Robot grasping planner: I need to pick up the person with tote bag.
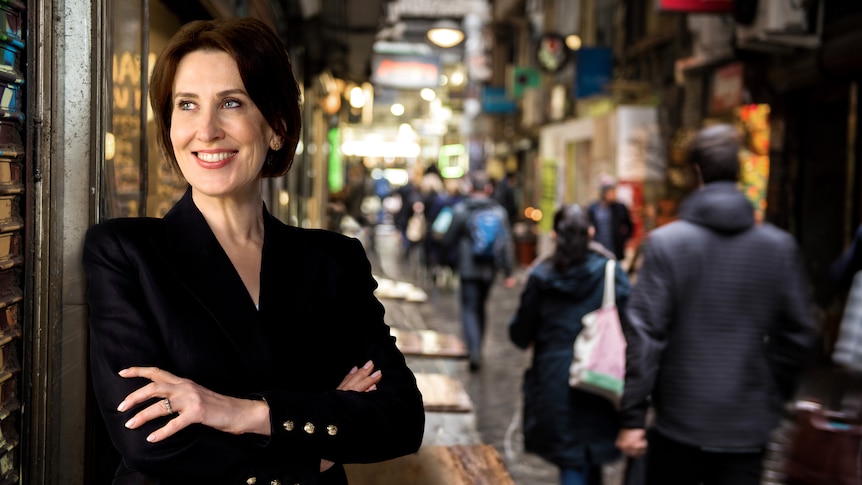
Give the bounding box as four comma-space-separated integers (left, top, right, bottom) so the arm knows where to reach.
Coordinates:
510, 204, 631, 485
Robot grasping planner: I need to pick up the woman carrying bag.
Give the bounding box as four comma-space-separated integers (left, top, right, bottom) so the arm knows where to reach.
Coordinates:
509, 204, 632, 485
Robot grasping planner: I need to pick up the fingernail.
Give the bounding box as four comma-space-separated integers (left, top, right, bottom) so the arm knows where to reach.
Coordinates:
124, 418, 135, 428
368, 384, 377, 391
363, 360, 373, 369
118, 369, 129, 376
348, 366, 358, 374
146, 434, 156, 443
371, 370, 382, 378
117, 401, 127, 412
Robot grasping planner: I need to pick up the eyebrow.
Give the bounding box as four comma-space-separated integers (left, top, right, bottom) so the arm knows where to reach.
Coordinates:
173, 88, 248, 100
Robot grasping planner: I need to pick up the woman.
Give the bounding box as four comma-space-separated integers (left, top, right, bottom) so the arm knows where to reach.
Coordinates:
509, 204, 631, 485
83, 18, 424, 484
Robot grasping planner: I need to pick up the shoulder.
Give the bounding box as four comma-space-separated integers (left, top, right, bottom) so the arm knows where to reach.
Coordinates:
83, 218, 166, 269
85, 217, 163, 246
753, 223, 797, 246
274, 222, 361, 248
275, 224, 365, 261
646, 220, 688, 242
526, 259, 555, 283
613, 202, 631, 214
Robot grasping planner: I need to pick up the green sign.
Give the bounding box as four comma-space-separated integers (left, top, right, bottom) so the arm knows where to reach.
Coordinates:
539, 158, 558, 232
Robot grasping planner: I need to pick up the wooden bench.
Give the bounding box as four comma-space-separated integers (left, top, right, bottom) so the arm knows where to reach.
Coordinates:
414, 372, 473, 413
390, 328, 468, 359
345, 444, 516, 485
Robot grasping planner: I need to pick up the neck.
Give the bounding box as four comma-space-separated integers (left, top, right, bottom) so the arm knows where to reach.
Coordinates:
191, 187, 265, 245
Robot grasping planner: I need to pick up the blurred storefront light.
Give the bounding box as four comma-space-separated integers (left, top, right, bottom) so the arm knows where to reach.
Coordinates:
450, 70, 465, 86
342, 140, 420, 158
349, 86, 367, 108
420, 88, 436, 101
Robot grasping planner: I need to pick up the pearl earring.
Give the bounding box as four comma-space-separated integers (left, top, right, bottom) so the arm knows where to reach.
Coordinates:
272, 141, 282, 150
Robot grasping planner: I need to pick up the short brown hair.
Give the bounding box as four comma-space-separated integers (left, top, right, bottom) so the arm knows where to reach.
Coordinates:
687, 124, 741, 184
149, 17, 302, 178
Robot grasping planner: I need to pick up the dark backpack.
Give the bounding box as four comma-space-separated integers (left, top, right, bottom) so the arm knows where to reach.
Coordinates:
468, 206, 504, 261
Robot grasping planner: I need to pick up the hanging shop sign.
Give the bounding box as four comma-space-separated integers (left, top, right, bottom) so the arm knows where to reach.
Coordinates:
575, 47, 614, 98
481, 86, 517, 114
535, 33, 569, 73
617, 106, 666, 182
509, 66, 540, 99
658, 0, 732, 13
709, 62, 744, 114
371, 54, 441, 89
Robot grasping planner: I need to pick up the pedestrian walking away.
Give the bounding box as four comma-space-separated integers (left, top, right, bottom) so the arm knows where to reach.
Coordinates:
441, 171, 516, 371
83, 17, 424, 485
510, 204, 631, 485
587, 176, 633, 262
615, 123, 816, 485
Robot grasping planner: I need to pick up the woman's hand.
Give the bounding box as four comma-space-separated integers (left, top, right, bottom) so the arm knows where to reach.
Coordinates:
117, 367, 270, 443
336, 360, 382, 392
320, 360, 382, 472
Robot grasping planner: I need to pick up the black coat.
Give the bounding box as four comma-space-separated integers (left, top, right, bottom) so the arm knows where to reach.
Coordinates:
509, 252, 631, 468
620, 182, 815, 449
83, 190, 425, 485
587, 201, 633, 261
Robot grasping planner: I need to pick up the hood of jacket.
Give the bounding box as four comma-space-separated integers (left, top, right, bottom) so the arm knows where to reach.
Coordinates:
679, 181, 755, 234
462, 196, 497, 211
536, 251, 608, 300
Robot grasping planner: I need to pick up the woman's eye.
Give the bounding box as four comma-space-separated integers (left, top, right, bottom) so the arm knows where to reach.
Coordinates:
223, 99, 241, 109
177, 100, 194, 110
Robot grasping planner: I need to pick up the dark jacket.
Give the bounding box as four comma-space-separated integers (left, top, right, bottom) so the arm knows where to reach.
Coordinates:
587, 201, 633, 260
830, 224, 862, 292
620, 181, 815, 449
509, 252, 631, 468
440, 196, 514, 281
83, 190, 425, 485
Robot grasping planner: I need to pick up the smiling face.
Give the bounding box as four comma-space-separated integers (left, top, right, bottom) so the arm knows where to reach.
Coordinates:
169, 49, 281, 200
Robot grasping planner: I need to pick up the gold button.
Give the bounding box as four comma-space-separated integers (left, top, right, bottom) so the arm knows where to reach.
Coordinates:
304, 422, 315, 434
283, 420, 294, 431
246, 478, 257, 485
326, 424, 338, 436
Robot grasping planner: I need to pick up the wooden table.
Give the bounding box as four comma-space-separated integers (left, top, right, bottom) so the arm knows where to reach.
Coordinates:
345, 444, 516, 485
391, 328, 468, 359
414, 372, 473, 413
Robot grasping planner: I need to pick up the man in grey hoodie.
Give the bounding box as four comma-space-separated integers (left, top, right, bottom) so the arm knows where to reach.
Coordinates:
615, 124, 815, 485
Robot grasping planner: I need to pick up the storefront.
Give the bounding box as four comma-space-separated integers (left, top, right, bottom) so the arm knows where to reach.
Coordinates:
536, 104, 666, 260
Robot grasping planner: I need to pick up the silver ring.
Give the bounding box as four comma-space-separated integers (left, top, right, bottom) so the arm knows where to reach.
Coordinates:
163, 398, 174, 414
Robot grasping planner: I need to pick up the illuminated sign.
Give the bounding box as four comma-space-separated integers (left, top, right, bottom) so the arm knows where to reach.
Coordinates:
371, 54, 441, 89
536, 33, 568, 73
438, 144, 468, 179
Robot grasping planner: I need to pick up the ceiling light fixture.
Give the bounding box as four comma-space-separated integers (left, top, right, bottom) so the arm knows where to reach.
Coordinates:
427, 20, 464, 48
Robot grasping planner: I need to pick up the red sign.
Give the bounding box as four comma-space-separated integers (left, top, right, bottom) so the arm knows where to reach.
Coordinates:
371, 54, 441, 89
658, 0, 732, 12
710, 62, 744, 114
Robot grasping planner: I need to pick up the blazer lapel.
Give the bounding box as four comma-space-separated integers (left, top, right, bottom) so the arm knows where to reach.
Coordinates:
258, 211, 319, 320
153, 190, 273, 374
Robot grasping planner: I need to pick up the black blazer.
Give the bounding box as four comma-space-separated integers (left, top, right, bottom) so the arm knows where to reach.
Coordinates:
83, 190, 425, 485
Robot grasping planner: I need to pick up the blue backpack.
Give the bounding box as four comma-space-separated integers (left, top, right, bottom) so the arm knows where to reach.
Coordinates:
468, 206, 504, 260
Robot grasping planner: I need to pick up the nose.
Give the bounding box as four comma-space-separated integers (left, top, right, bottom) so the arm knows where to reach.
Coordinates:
195, 107, 224, 142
